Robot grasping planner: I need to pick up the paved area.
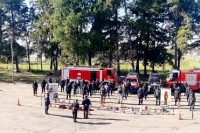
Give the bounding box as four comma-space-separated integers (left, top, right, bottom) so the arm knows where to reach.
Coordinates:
0, 82, 200, 133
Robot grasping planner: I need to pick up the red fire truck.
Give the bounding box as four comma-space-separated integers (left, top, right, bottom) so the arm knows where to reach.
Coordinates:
61, 66, 118, 83
166, 69, 200, 91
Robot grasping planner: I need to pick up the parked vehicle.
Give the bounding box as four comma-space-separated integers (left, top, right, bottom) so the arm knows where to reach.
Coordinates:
149, 72, 161, 79
166, 69, 200, 92
61, 66, 118, 83
148, 76, 161, 93
124, 75, 140, 93
118, 76, 126, 84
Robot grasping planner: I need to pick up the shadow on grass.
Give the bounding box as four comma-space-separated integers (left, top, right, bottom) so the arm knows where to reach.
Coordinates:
0, 71, 47, 84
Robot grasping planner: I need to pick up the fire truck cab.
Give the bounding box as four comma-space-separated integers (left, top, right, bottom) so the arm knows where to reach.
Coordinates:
166, 69, 200, 91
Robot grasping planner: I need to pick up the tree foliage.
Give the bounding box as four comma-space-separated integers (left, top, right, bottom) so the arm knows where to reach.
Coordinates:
1, 0, 200, 74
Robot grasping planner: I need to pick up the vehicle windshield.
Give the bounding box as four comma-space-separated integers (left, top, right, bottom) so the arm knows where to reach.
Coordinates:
102, 81, 109, 86
149, 77, 160, 84
127, 78, 137, 82
150, 73, 160, 78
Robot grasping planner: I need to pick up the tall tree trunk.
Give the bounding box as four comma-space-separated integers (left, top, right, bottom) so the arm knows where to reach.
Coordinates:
88, 51, 92, 66
178, 57, 181, 70
15, 56, 19, 72
54, 57, 58, 70
144, 58, 147, 76
136, 56, 140, 74
136, 36, 141, 75
109, 49, 112, 68
174, 40, 178, 69
50, 57, 53, 70
124, 0, 134, 71
117, 58, 120, 75
131, 60, 134, 71
177, 49, 182, 70
152, 62, 155, 72
26, 38, 31, 71
131, 42, 135, 71
40, 52, 43, 71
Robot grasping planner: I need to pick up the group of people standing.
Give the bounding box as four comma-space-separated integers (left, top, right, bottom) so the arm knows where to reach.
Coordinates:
71, 95, 91, 122
117, 82, 150, 105
32, 78, 51, 96
33, 77, 96, 122
33, 77, 197, 121
117, 81, 196, 111
171, 83, 196, 110
60, 78, 101, 99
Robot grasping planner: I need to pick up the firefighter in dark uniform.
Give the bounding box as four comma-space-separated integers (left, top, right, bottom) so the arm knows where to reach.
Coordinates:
66, 77, 70, 85
92, 80, 96, 94
154, 86, 161, 105
71, 99, 79, 122
73, 81, 78, 96
82, 82, 88, 99
126, 80, 131, 95
174, 84, 181, 106
185, 83, 191, 102
110, 81, 115, 95
41, 79, 47, 93
82, 95, 91, 119
189, 90, 196, 111
45, 93, 50, 114
66, 82, 72, 99
137, 87, 144, 105
33, 80, 38, 96
96, 80, 100, 92
143, 82, 149, 100
60, 79, 65, 92
100, 85, 107, 104
124, 82, 129, 99
88, 82, 93, 96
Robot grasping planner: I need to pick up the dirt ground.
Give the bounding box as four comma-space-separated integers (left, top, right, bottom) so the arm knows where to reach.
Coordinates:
0, 82, 200, 133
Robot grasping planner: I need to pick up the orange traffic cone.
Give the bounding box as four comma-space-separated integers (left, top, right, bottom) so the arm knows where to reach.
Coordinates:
17, 98, 21, 106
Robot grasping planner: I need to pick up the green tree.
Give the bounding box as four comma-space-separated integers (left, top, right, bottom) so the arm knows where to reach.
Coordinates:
33, 0, 61, 71
126, 0, 171, 75
0, 0, 28, 72
167, 0, 200, 70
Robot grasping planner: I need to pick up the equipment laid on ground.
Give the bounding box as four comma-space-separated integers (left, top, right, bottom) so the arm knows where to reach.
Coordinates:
61, 66, 118, 83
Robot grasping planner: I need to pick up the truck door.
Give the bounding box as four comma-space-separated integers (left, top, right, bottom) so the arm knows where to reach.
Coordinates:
91, 71, 96, 81
186, 74, 197, 86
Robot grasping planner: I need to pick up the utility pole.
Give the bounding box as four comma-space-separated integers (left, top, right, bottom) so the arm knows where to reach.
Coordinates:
174, 40, 178, 70
10, 33, 14, 84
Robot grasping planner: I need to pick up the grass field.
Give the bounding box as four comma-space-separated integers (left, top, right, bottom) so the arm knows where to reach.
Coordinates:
0, 59, 199, 83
